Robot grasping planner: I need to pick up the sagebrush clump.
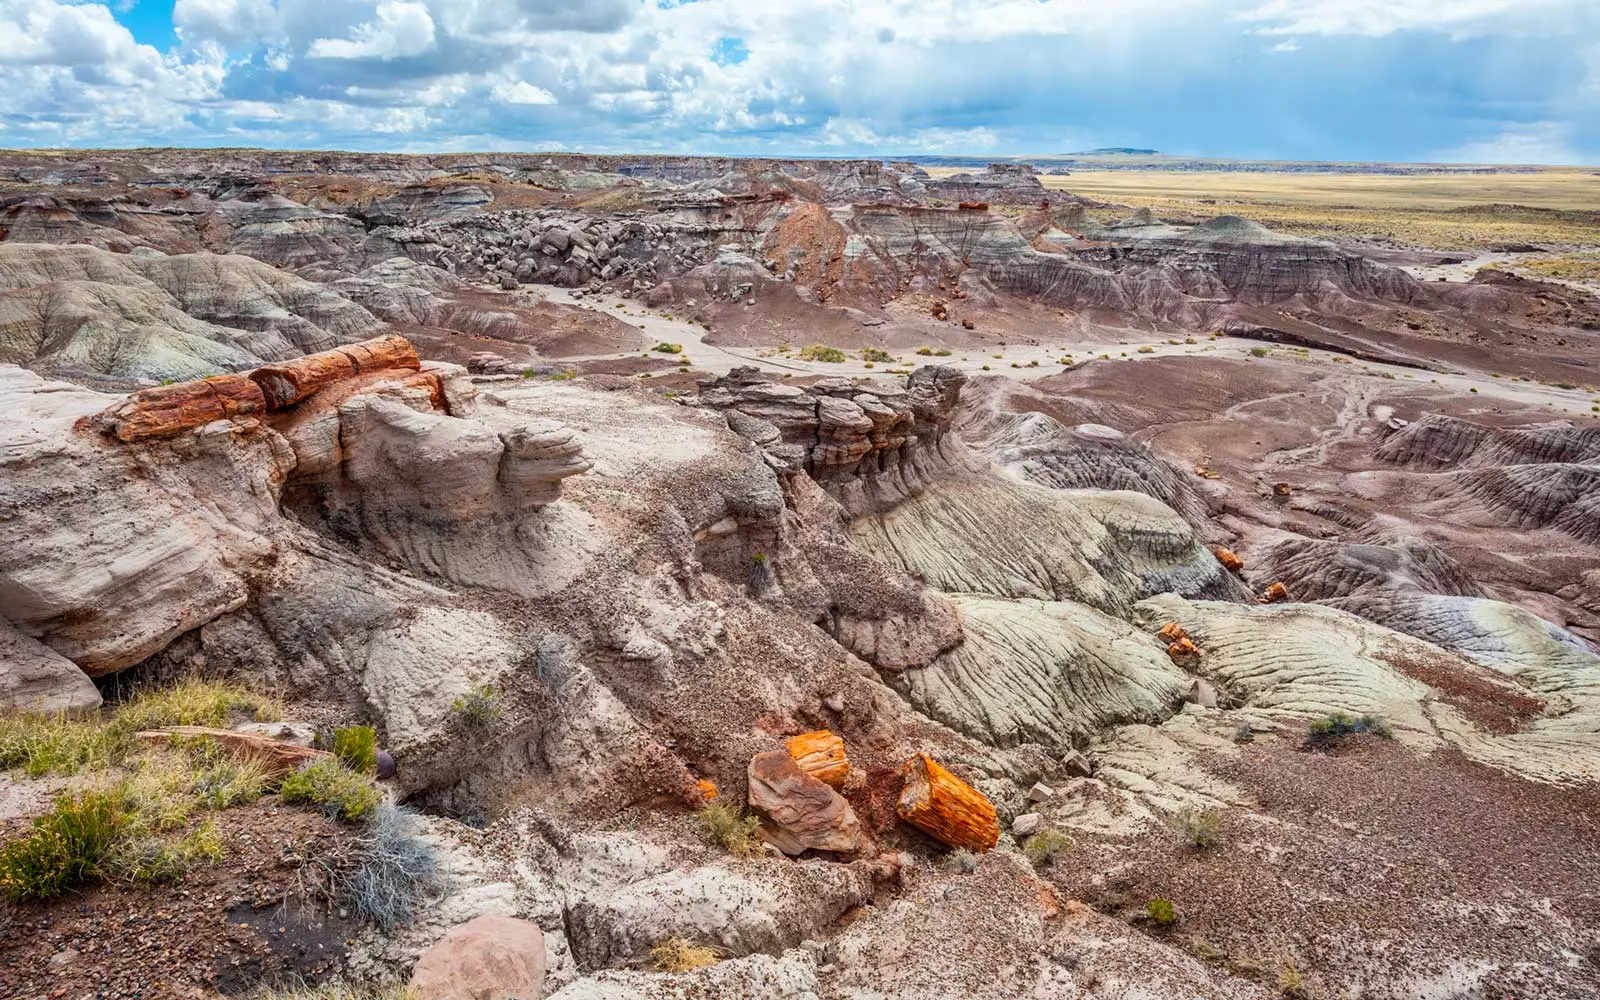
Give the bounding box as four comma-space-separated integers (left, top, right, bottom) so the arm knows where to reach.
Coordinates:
1176, 807, 1224, 850
1305, 712, 1393, 749
1022, 828, 1073, 866
651, 937, 719, 973
797, 344, 847, 363
695, 800, 764, 857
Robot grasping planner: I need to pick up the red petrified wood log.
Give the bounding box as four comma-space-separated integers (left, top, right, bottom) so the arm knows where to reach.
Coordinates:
1157, 622, 1189, 645
98, 374, 266, 442
784, 729, 850, 788
896, 753, 999, 852
135, 726, 332, 776
1260, 582, 1290, 604
1212, 547, 1244, 573
250, 334, 420, 409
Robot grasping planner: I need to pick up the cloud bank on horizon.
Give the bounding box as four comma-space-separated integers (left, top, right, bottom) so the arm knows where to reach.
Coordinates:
0, 0, 1596, 163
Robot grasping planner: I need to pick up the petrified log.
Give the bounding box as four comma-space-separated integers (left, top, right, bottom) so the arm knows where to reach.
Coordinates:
1156, 622, 1190, 645
135, 726, 332, 776
1212, 547, 1244, 573
1167, 636, 1200, 667
98, 374, 266, 442
784, 729, 849, 788
896, 753, 999, 852
1260, 582, 1290, 604
250, 334, 420, 409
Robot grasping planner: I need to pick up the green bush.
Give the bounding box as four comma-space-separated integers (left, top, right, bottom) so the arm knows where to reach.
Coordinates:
1176, 807, 1223, 850
1249, 346, 1270, 358
104, 821, 222, 885
0, 787, 130, 902
859, 348, 894, 363
192, 756, 269, 810
280, 760, 382, 824
450, 682, 501, 733
695, 800, 763, 857
1306, 712, 1392, 749
1147, 897, 1177, 927
332, 725, 378, 775
1021, 828, 1073, 866
797, 344, 847, 363
0, 715, 125, 777
652, 342, 683, 354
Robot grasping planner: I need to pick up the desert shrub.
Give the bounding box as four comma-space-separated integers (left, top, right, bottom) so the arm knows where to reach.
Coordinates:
550, 371, 577, 381
257, 979, 417, 1000
797, 344, 847, 363
280, 760, 382, 824
695, 800, 763, 857
1306, 712, 1392, 749
345, 804, 441, 930
0, 714, 125, 777
1147, 897, 1177, 927
105, 821, 222, 885
192, 755, 271, 810
450, 682, 502, 733
0, 787, 130, 902
915, 346, 934, 356
1249, 346, 1270, 358
652, 342, 683, 354
1137, 346, 1155, 354
1176, 807, 1223, 850
332, 725, 378, 775
651, 937, 719, 973
945, 848, 980, 874
1022, 828, 1073, 866
859, 347, 893, 363
114, 678, 280, 734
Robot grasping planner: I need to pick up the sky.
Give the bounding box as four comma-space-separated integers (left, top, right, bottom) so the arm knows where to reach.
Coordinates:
0, 0, 1597, 163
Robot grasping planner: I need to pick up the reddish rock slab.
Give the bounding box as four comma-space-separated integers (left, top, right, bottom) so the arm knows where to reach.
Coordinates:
747, 749, 867, 856
410, 915, 546, 1000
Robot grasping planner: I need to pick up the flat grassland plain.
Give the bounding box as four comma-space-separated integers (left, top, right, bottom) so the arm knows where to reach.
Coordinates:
927, 165, 1600, 255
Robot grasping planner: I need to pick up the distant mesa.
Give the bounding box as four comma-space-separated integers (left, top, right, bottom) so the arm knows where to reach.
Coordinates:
1071, 147, 1161, 155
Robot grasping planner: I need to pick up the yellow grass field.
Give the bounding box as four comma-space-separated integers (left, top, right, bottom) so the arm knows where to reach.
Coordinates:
926, 166, 1600, 249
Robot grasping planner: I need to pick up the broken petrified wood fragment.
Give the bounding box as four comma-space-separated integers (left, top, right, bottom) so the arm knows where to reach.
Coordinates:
250, 334, 420, 409
1260, 582, 1290, 604
896, 753, 999, 852
96, 374, 266, 442
1167, 636, 1200, 668
748, 749, 867, 856
1212, 547, 1244, 573
783, 729, 850, 788
1157, 622, 1190, 645
135, 726, 332, 776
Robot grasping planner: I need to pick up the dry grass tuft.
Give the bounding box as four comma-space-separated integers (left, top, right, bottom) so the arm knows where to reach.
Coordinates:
651, 937, 720, 973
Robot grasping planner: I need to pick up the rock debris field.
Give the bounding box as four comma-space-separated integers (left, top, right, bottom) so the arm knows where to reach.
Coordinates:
1, 149, 1599, 1000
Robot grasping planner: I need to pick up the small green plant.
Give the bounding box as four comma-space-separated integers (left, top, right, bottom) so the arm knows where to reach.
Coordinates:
695, 800, 763, 857
332, 725, 379, 775
191, 754, 270, 810
280, 760, 382, 824
1305, 712, 1392, 749
451, 681, 502, 733
521, 368, 536, 379
652, 342, 683, 354
1147, 897, 1177, 927
0, 787, 129, 901
797, 344, 847, 363
550, 371, 577, 381
1137, 345, 1155, 354
752, 552, 767, 564
1022, 828, 1073, 866
1176, 807, 1223, 850
980, 364, 990, 371
859, 347, 893, 363
105, 820, 222, 885
1249, 346, 1270, 358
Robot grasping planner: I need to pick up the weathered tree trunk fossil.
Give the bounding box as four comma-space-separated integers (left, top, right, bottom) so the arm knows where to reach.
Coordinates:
895, 753, 999, 852
95, 374, 266, 442
784, 729, 850, 788
250, 333, 420, 409
136, 726, 333, 776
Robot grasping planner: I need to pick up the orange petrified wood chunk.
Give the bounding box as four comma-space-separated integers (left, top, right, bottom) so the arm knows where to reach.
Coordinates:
1212, 547, 1244, 573
1157, 622, 1189, 645
695, 778, 719, 803
784, 729, 850, 788
250, 334, 420, 409
1260, 582, 1290, 604
100, 374, 267, 442
1167, 636, 1200, 666
896, 753, 999, 852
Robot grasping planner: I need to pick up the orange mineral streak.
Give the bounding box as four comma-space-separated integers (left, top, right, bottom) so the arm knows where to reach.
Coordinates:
895, 753, 999, 852
1261, 582, 1290, 604
103, 374, 266, 442
1213, 547, 1244, 573
783, 729, 850, 789
249, 334, 421, 409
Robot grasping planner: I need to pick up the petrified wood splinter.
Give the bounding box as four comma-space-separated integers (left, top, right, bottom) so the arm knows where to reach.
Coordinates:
136, 726, 333, 776
784, 729, 850, 788
896, 753, 999, 852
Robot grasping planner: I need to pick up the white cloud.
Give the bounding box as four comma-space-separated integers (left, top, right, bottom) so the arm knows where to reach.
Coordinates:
308, 1, 435, 60
174, 0, 281, 46
1440, 122, 1583, 165
1241, 0, 1585, 39
491, 80, 556, 105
